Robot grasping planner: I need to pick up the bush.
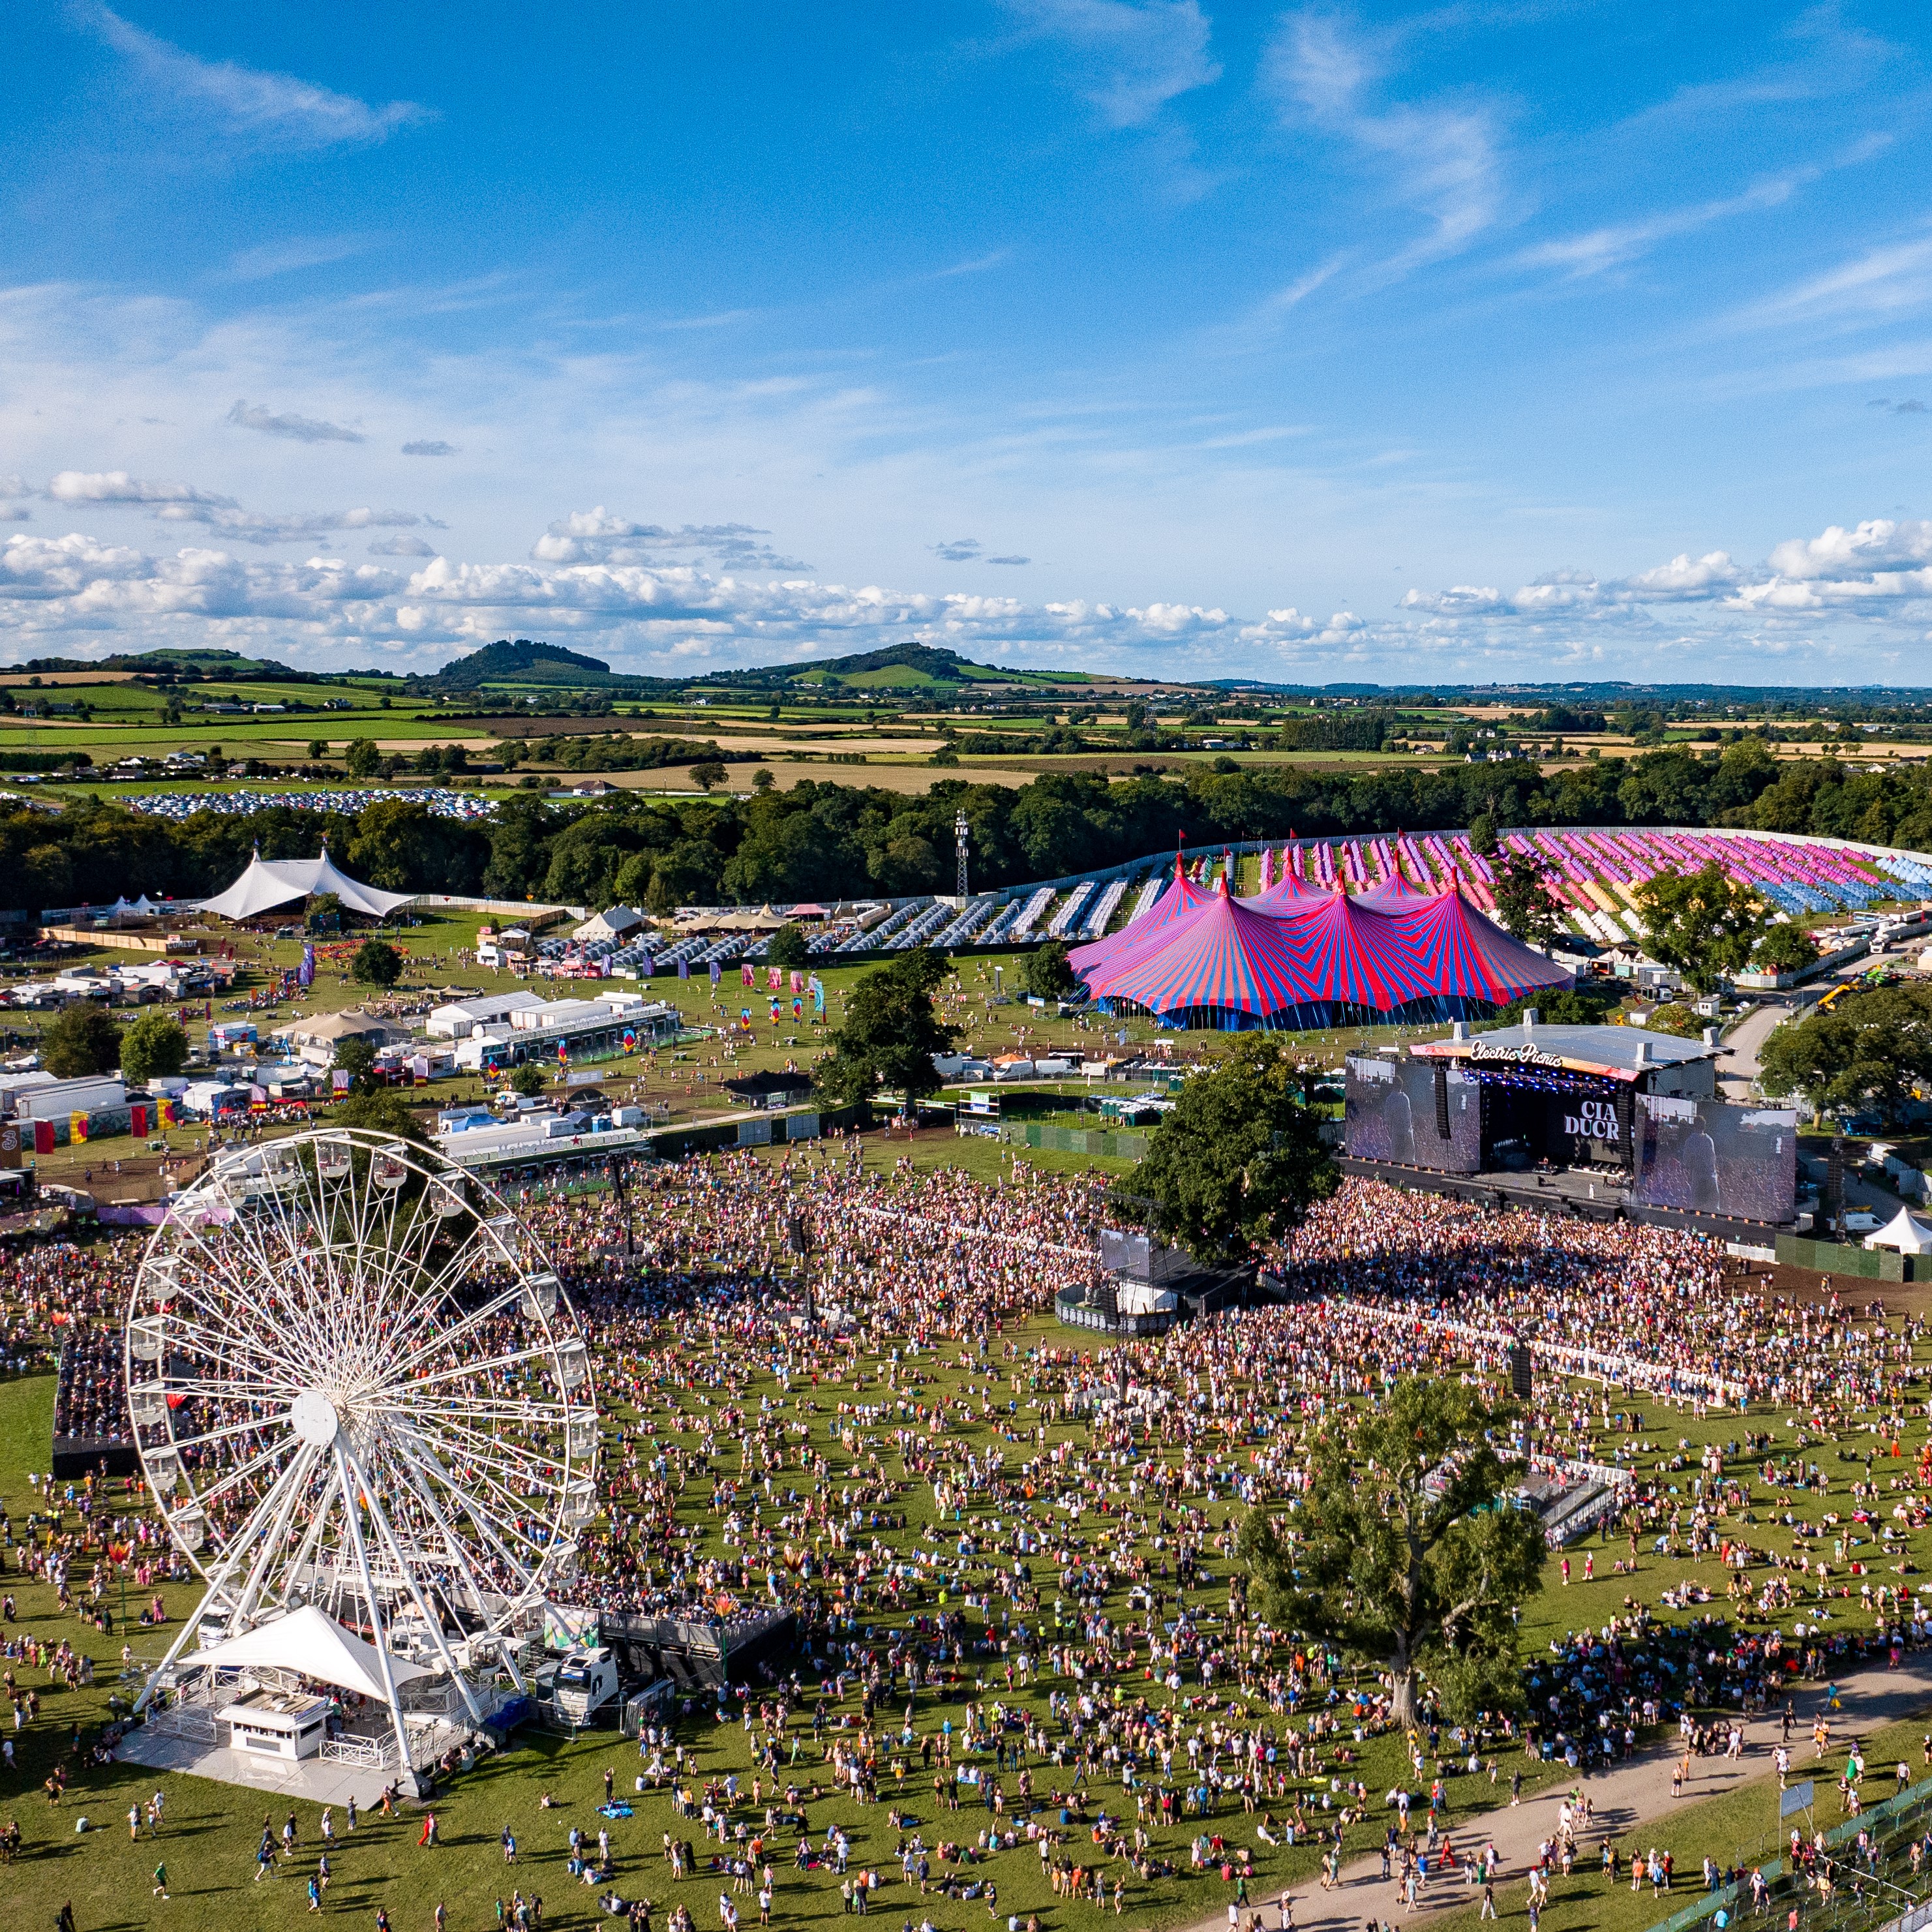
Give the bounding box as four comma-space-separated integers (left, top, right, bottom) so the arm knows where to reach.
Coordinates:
352, 939, 403, 988
509, 1063, 548, 1097
1641, 1001, 1706, 1039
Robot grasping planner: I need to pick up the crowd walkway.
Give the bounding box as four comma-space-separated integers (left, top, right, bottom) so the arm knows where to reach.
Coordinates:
1180, 1655, 1932, 1932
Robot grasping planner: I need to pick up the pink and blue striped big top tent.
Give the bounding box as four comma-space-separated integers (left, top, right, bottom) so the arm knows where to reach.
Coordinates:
1066, 855, 1213, 979
1078, 875, 1571, 1029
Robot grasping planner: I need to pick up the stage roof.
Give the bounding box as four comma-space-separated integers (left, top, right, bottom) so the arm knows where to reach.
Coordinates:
196, 845, 417, 922
1413, 1020, 1718, 1082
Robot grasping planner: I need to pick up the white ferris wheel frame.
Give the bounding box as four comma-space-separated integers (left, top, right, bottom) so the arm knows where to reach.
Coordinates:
124, 1128, 599, 1785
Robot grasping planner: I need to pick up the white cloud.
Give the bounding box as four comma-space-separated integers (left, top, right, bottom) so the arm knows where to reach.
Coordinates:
42, 471, 438, 547
1519, 140, 1890, 282
78, 5, 431, 149
1736, 230, 1932, 331
1003, 0, 1220, 129
6, 507, 1932, 680
1261, 13, 1503, 274
223, 236, 369, 281
228, 399, 365, 444
47, 470, 235, 507
533, 509, 809, 573
1765, 517, 1932, 579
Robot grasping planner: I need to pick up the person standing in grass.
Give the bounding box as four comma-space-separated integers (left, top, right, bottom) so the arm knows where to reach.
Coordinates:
153, 1860, 170, 1899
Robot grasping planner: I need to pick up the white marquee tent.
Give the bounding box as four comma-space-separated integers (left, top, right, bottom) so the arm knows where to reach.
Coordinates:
196, 844, 417, 922
1865, 1206, 1932, 1256
177, 1604, 431, 1702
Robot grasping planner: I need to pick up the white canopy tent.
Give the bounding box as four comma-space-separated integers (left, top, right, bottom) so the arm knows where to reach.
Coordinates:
179, 1604, 431, 1702
196, 844, 417, 922
1865, 1206, 1932, 1255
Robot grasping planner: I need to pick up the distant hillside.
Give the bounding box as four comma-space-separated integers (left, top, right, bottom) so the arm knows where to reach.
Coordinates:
694, 640, 1094, 692
427, 639, 618, 689
16, 647, 332, 683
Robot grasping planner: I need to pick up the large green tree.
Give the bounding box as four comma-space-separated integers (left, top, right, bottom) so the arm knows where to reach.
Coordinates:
119, 1011, 189, 1086
328, 1091, 431, 1145
813, 948, 958, 1113
1758, 984, 1932, 1124
1755, 921, 1819, 976
1490, 849, 1565, 954
351, 939, 404, 988
1237, 1376, 1544, 1727
766, 922, 811, 969
1023, 939, 1079, 1001
41, 1004, 122, 1079
1633, 860, 1772, 993
1130, 1033, 1336, 1266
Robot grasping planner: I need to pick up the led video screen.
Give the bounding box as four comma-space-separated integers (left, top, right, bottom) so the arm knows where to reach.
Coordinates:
1632, 1094, 1797, 1222
1344, 1055, 1481, 1173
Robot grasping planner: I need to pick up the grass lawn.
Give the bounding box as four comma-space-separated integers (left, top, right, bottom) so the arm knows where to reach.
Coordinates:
1425, 1706, 1932, 1932
0, 1370, 53, 1492
1, 1263, 1927, 1932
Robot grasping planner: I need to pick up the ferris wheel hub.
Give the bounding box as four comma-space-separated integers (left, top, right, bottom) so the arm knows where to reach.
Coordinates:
291, 1385, 342, 1447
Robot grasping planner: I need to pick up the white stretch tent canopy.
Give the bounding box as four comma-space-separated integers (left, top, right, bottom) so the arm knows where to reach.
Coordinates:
181, 1605, 431, 1702
573, 905, 646, 943
197, 845, 417, 922
1865, 1206, 1932, 1255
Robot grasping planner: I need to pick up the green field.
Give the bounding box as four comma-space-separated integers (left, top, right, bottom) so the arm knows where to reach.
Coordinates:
3, 1230, 1931, 1932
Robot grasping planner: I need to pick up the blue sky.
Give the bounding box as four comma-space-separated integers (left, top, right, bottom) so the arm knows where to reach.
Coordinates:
3, 1, 1931, 684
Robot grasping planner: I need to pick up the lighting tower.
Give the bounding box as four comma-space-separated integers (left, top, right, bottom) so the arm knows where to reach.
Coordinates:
955, 808, 970, 899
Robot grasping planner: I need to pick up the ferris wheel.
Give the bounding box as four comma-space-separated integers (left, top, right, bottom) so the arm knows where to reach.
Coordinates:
125, 1129, 599, 1781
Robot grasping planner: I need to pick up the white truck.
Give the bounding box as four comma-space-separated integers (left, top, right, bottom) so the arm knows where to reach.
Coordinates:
552, 1646, 620, 1725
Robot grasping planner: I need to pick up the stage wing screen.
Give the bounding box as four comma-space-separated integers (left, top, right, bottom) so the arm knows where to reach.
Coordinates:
1633, 1094, 1796, 1221
1344, 1056, 1481, 1174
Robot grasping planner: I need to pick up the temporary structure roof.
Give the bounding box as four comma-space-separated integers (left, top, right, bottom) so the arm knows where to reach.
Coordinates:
1389, 887, 1573, 1004
573, 905, 646, 942
178, 1605, 430, 1704
288, 1010, 402, 1048
1866, 1206, 1932, 1255
1081, 880, 1573, 1021
197, 844, 416, 922
1067, 858, 1212, 978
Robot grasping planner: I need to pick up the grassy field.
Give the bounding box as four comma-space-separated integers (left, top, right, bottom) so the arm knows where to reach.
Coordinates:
3, 1222, 1931, 1932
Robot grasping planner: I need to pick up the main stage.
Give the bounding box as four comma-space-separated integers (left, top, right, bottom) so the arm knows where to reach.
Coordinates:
1336, 1153, 1792, 1242
1342, 1016, 1800, 1236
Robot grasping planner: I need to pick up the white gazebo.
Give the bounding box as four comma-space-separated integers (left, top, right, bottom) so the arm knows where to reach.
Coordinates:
182, 1605, 432, 1703
1865, 1206, 1932, 1255
196, 843, 417, 922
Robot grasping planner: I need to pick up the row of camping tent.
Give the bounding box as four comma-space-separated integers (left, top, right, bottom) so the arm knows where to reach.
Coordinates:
1066, 858, 1573, 1028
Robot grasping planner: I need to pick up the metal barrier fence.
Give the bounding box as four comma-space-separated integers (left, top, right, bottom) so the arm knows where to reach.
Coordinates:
1642, 1772, 1932, 1932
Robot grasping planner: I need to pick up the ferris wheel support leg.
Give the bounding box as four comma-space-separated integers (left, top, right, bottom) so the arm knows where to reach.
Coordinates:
335, 1441, 423, 1800
382, 1440, 524, 1707
342, 1438, 487, 1730
130, 1447, 304, 1716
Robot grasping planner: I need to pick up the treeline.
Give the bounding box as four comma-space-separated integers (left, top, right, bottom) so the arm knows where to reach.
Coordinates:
498, 734, 725, 773
7, 738, 1930, 916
